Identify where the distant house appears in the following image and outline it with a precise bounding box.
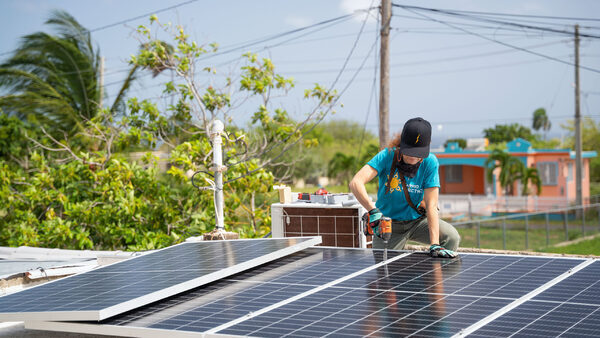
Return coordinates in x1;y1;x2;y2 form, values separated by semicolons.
433;138;597;202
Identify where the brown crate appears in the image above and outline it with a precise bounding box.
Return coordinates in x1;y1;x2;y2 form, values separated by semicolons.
282;207;362;248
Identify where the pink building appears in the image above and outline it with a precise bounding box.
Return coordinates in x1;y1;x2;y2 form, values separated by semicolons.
434;138;597;202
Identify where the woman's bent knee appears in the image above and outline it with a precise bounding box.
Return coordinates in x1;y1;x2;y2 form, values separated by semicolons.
440;223;460;251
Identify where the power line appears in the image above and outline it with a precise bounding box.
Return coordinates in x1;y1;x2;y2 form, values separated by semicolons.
0;0;202;58
223;5;377;183
356;10;381;166
392;4;600;39
392;13;574;35
105;13;359;90
197;13;358;61
279;37;531;64
281;40;568;75
88;0;200;33
401;7;600;22
395;4;600;74
293;54;572;85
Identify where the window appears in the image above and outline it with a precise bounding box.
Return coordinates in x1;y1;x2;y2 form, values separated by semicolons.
567;163;573;182
538;162;558;186
445;165;462;183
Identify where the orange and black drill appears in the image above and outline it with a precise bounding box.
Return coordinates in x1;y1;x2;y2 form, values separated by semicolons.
362;214;392;259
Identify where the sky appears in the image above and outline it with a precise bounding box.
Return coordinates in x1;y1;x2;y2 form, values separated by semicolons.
1;0;599;147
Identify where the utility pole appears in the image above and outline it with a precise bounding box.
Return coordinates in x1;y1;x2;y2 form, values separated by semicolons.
379;0;391;149
99;56;105;108
574;24;583;209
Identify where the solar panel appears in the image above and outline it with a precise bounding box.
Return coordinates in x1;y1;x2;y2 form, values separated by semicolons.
461;260;600;337
216;253;585;337
23;249;588;337
0;237;321;322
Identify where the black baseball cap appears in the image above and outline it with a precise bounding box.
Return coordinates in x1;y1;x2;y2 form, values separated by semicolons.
399;117;432;158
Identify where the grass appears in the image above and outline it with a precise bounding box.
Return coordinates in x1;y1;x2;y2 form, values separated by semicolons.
289;183;600;254
449;209;600;253
538;236;600;255
455;226;599;251
590;182;600;197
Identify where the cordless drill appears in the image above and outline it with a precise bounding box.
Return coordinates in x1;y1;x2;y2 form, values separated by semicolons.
363;214;392;259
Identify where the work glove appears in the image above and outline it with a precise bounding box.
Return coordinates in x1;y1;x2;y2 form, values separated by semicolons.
362;208;384;238
429;244;458;258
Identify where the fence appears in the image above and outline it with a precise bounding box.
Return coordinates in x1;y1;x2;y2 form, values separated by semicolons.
451;203;600;250
439;194;600;219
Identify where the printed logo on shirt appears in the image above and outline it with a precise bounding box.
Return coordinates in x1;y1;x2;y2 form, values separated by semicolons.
389;172;422;193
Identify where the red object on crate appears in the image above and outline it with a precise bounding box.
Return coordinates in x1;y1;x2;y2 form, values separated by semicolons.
298;193;310;200
315;187;328;195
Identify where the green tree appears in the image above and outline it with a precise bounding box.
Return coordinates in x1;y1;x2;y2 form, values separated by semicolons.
532;108;551;140
286;120;377;184
485;149;526;195
327;143;378;185
561;117;600;182
483;123;536;144
0;14;342;250
0;113;40;168
444;138;467;149
518;166;542;196
0;10;139;136
328;152;357;186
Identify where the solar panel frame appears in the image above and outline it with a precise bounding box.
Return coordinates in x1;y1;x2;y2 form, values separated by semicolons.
22;250;590;338
0;237;321;322
459;260;599;337
215;254;586;337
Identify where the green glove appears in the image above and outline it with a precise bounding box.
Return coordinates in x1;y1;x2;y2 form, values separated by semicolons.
429;244;457;258
368;208;383;238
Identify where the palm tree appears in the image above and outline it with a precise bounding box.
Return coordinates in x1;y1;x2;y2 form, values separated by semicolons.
0;10;139;136
517;166;542;196
485;149;525;196
532;108;551;140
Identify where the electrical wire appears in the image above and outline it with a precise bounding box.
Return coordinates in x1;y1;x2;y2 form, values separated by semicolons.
392;4;600;39
223;4;378;184
89;0;201;33
392;14;571;34
400;6;600;22
197;13;358;61
278;37;531;64
0;0;202;58
102;12;360;90
281;39;568;75
355;11;380;170
395;5;600;74
395;12;600;29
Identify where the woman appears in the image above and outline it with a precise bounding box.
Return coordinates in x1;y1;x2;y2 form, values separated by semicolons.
349;117;459;258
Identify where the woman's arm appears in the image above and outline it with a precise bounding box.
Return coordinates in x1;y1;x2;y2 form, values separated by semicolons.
349;165;378;211
424;186;440;245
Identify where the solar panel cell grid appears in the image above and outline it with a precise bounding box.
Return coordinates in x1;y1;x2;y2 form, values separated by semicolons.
219;254;582;337
20;249;591;338
0;237;320;321
469;261;600;338
99;248;404;333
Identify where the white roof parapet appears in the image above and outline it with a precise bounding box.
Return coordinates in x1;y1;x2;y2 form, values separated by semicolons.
0;246;137;261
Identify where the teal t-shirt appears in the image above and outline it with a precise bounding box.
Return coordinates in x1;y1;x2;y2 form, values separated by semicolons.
367;148;440;221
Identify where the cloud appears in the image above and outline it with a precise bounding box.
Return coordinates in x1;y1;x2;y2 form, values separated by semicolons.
284;16;313;28
339;0;378;23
